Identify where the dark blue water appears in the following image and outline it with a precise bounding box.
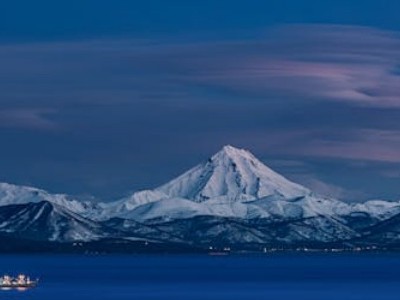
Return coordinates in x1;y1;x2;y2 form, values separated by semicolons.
1;254;400;300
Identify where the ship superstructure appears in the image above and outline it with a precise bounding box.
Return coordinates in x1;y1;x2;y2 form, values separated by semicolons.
0;274;38;289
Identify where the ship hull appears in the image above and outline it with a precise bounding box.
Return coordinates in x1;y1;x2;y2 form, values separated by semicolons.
0;283;37;289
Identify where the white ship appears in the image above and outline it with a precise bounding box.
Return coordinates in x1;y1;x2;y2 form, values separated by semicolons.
0;274;38;289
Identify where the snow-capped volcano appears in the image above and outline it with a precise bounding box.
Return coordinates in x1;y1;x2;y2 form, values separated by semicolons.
156;145;310;202
100;145;312;220
104;146;400;224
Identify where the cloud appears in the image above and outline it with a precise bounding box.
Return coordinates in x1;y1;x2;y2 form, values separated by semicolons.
293;175;366;202
295;129;400;162
2;24;400;110
1;24;400;158
380;169;400;178
0;108;57;130
162;126;400;164
265;158;367;201
224;128;400;163
174;24;400;108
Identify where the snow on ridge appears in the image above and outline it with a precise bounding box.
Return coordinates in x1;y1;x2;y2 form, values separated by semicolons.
98;190;168;220
0;182;99;216
351;199;400;220
1;146;400;226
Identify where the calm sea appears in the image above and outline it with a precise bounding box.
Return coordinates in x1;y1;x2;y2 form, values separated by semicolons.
1;253;399;300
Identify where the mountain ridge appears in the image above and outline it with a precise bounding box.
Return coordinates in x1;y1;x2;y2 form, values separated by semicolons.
1;145;400;251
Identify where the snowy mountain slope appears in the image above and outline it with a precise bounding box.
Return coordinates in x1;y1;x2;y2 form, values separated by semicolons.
113;193;361;246
151;215;359;247
114;194;346;222
0;201;105;241
351;200;400;220
103;217;185;243
98;190;168;220
0;182;101;217
349;209;400;246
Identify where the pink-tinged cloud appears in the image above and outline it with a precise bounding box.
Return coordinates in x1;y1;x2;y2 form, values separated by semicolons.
168;25;400;108
1;24;400;110
190;128;400;163
275;129;400;163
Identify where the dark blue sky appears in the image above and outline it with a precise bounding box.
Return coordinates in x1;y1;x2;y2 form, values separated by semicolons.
1;0;400;201
2;0;400;40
